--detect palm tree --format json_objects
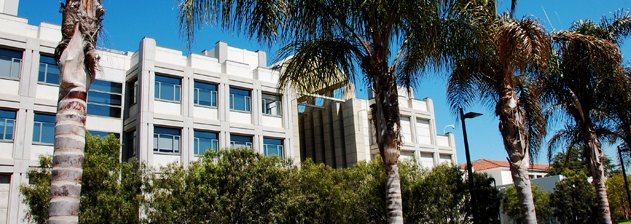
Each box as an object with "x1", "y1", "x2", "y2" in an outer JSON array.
[
  {"x1": 178, "y1": 0, "x2": 474, "y2": 222},
  {"x1": 49, "y1": 0, "x2": 104, "y2": 223},
  {"x1": 543, "y1": 12, "x2": 630, "y2": 224},
  {"x1": 447, "y1": 8, "x2": 550, "y2": 224},
  {"x1": 607, "y1": 67, "x2": 631, "y2": 149}
]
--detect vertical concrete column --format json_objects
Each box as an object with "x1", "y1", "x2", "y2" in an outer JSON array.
[
  {"x1": 2, "y1": 0, "x2": 19, "y2": 16},
  {"x1": 219, "y1": 83, "x2": 228, "y2": 122},
  {"x1": 331, "y1": 103, "x2": 345, "y2": 167},
  {"x1": 252, "y1": 88, "x2": 261, "y2": 126},
  {"x1": 215, "y1": 41, "x2": 228, "y2": 64},
  {"x1": 21, "y1": 38, "x2": 39, "y2": 97},
  {"x1": 322, "y1": 105, "x2": 334, "y2": 167},
  {"x1": 182, "y1": 66, "x2": 193, "y2": 117},
  {"x1": 256, "y1": 135, "x2": 263, "y2": 154},
  {"x1": 312, "y1": 110, "x2": 323, "y2": 163},
  {"x1": 181, "y1": 126, "x2": 192, "y2": 166},
  {"x1": 256, "y1": 51, "x2": 266, "y2": 67},
  {"x1": 448, "y1": 132, "x2": 457, "y2": 162},
  {"x1": 8, "y1": 172, "x2": 21, "y2": 224},
  {"x1": 14, "y1": 108, "x2": 32, "y2": 160},
  {"x1": 138, "y1": 38, "x2": 157, "y2": 165},
  {"x1": 303, "y1": 112, "x2": 313, "y2": 160},
  {"x1": 426, "y1": 98, "x2": 438, "y2": 145}
]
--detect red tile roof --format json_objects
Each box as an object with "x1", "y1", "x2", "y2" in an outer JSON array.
[{"x1": 459, "y1": 159, "x2": 549, "y2": 172}]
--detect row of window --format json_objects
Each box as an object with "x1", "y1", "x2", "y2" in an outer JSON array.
[
  {"x1": 0, "y1": 49, "x2": 59, "y2": 84},
  {"x1": 0, "y1": 108, "x2": 284, "y2": 158},
  {"x1": 154, "y1": 74, "x2": 282, "y2": 116},
  {"x1": 153, "y1": 127, "x2": 284, "y2": 158},
  {"x1": 0, "y1": 110, "x2": 118, "y2": 145}
]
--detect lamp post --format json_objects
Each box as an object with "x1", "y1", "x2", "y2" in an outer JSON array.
[
  {"x1": 618, "y1": 145, "x2": 631, "y2": 212},
  {"x1": 460, "y1": 108, "x2": 482, "y2": 224}
]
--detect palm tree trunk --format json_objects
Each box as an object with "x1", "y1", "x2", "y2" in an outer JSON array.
[
  {"x1": 368, "y1": 59, "x2": 404, "y2": 224},
  {"x1": 586, "y1": 130, "x2": 613, "y2": 224},
  {"x1": 497, "y1": 87, "x2": 538, "y2": 224},
  {"x1": 49, "y1": 1, "x2": 103, "y2": 223}
]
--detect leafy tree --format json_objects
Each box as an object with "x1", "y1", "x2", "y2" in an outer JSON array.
[
  {"x1": 548, "y1": 149, "x2": 618, "y2": 176},
  {"x1": 542, "y1": 12, "x2": 631, "y2": 223},
  {"x1": 471, "y1": 173, "x2": 501, "y2": 224},
  {"x1": 550, "y1": 170, "x2": 598, "y2": 224},
  {"x1": 501, "y1": 185, "x2": 551, "y2": 224},
  {"x1": 402, "y1": 164, "x2": 468, "y2": 223},
  {"x1": 548, "y1": 149, "x2": 587, "y2": 175},
  {"x1": 50, "y1": 1, "x2": 105, "y2": 222},
  {"x1": 448, "y1": 2, "x2": 550, "y2": 222},
  {"x1": 606, "y1": 173, "x2": 631, "y2": 222},
  {"x1": 21, "y1": 134, "x2": 144, "y2": 224},
  {"x1": 177, "y1": 1, "x2": 474, "y2": 222},
  {"x1": 144, "y1": 149, "x2": 292, "y2": 223}
]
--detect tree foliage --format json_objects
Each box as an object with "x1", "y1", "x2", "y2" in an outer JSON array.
[
  {"x1": 501, "y1": 185, "x2": 551, "y2": 223},
  {"x1": 20, "y1": 134, "x2": 144, "y2": 224},
  {"x1": 606, "y1": 173, "x2": 631, "y2": 222},
  {"x1": 550, "y1": 170, "x2": 598, "y2": 224},
  {"x1": 144, "y1": 150, "x2": 499, "y2": 224}
]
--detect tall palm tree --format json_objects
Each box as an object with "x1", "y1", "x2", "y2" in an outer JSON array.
[
  {"x1": 178, "y1": 0, "x2": 474, "y2": 222},
  {"x1": 447, "y1": 9, "x2": 550, "y2": 224},
  {"x1": 542, "y1": 11, "x2": 630, "y2": 224},
  {"x1": 49, "y1": 0, "x2": 104, "y2": 223}
]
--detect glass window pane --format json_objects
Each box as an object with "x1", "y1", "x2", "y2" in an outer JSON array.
[
  {"x1": 32, "y1": 123, "x2": 41, "y2": 143},
  {"x1": 175, "y1": 86, "x2": 181, "y2": 101},
  {"x1": 5, "y1": 119, "x2": 13, "y2": 140},
  {"x1": 42, "y1": 122, "x2": 55, "y2": 144},
  {"x1": 0, "y1": 110, "x2": 15, "y2": 119},
  {"x1": 38, "y1": 63, "x2": 47, "y2": 82},
  {"x1": 160, "y1": 83, "x2": 174, "y2": 101}
]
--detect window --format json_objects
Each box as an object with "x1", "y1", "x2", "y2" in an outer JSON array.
[
  {"x1": 154, "y1": 74, "x2": 181, "y2": 102},
  {"x1": 87, "y1": 80, "x2": 122, "y2": 118},
  {"x1": 127, "y1": 79, "x2": 138, "y2": 106},
  {"x1": 123, "y1": 130, "x2": 137, "y2": 160},
  {"x1": 0, "y1": 110, "x2": 15, "y2": 142},
  {"x1": 230, "y1": 88, "x2": 250, "y2": 112},
  {"x1": 33, "y1": 113, "x2": 55, "y2": 145},
  {"x1": 194, "y1": 130, "x2": 218, "y2": 156},
  {"x1": 262, "y1": 93, "x2": 282, "y2": 116},
  {"x1": 38, "y1": 55, "x2": 59, "y2": 85},
  {"x1": 230, "y1": 134, "x2": 252, "y2": 149},
  {"x1": 153, "y1": 127, "x2": 180, "y2": 154},
  {"x1": 263, "y1": 138, "x2": 283, "y2": 158},
  {"x1": 194, "y1": 81, "x2": 217, "y2": 107},
  {"x1": 0, "y1": 48, "x2": 21, "y2": 79},
  {"x1": 88, "y1": 130, "x2": 120, "y2": 139}
]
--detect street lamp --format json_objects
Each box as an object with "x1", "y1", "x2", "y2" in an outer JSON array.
[
  {"x1": 460, "y1": 108, "x2": 482, "y2": 224},
  {"x1": 618, "y1": 144, "x2": 631, "y2": 212}
]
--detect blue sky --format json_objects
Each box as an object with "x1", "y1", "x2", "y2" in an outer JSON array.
[{"x1": 18, "y1": 0, "x2": 630, "y2": 165}]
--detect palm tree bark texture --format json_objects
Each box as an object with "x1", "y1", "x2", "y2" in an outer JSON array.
[
  {"x1": 49, "y1": 0, "x2": 104, "y2": 223},
  {"x1": 586, "y1": 129, "x2": 612, "y2": 224},
  {"x1": 366, "y1": 55, "x2": 404, "y2": 224},
  {"x1": 497, "y1": 85, "x2": 537, "y2": 224}
]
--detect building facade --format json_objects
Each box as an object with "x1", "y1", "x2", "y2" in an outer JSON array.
[
  {"x1": 0, "y1": 1, "x2": 457, "y2": 223},
  {"x1": 460, "y1": 159, "x2": 550, "y2": 186},
  {"x1": 299, "y1": 87, "x2": 457, "y2": 168}
]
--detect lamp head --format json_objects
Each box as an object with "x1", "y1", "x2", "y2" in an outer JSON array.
[{"x1": 463, "y1": 112, "x2": 483, "y2": 119}]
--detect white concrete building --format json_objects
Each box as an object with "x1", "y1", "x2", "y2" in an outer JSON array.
[
  {"x1": 298, "y1": 86, "x2": 457, "y2": 168},
  {"x1": 0, "y1": 0, "x2": 458, "y2": 222}
]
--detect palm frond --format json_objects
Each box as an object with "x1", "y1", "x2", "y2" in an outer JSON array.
[
  {"x1": 274, "y1": 38, "x2": 362, "y2": 95},
  {"x1": 177, "y1": 0, "x2": 288, "y2": 48}
]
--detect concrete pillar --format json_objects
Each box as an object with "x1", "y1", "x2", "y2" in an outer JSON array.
[
  {"x1": 214, "y1": 41, "x2": 228, "y2": 64},
  {"x1": 0, "y1": 0, "x2": 19, "y2": 16},
  {"x1": 256, "y1": 50, "x2": 266, "y2": 67}
]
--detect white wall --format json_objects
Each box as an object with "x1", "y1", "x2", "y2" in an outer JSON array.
[
  {"x1": 0, "y1": 175, "x2": 8, "y2": 224},
  {"x1": 86, "y1": 116, "x2": 121, "y2": 133},
  {"x1": 261, "y1": 116, "x2": 282, "y2": 128},
  {"x1": 154, "y1": 101, "x2": 181, "y2": 116},
  {"x1": 419, "y1": 152, "x2": 434, "y2": 169},
  {"x1": 153, "y1": 154, "x2": 180, "y2": 169},
  {"x1": 230, "y1": 111, "x2": 252, "y2": 124},
  {"x1": 30, "y1": 145, "x2": 53, "y2": 161},
  {"x1": 400, "y1": 116, "x2": 412, "y2": 144},
  {"x1": 193, "y1": 107, "x2": 218, "y2": 121},
  {"x1": 0, "y1": 80, "x2": 19, "y2": 96},
  {"x1": 416, "y1": 119, "x2": 431, "y2": 145},
  {"x1": 0, "y1": 142, "x2": 11, "y2": 159}
]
